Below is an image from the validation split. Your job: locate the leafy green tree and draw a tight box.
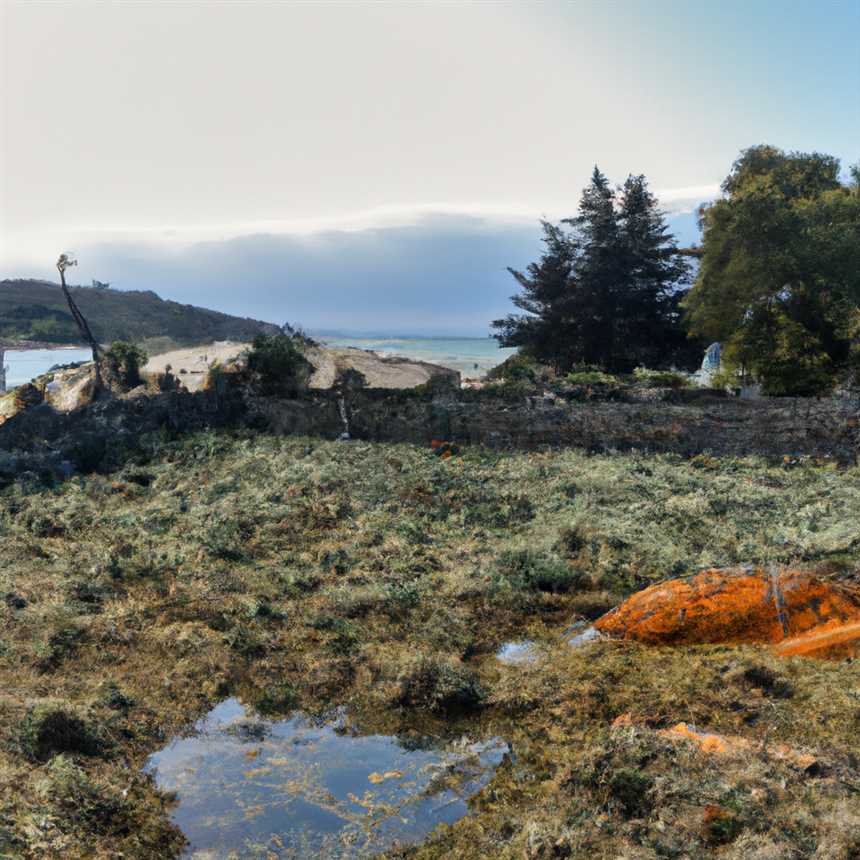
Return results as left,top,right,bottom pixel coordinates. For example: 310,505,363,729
683,146,860,395
492,168,694,373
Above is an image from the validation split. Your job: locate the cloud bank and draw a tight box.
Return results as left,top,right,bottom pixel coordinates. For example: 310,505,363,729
4,211,702,337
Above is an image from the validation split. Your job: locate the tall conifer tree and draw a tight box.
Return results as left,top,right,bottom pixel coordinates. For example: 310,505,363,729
493,168,694,373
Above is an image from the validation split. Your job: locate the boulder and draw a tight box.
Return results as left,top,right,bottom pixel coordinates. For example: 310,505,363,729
593,567,860,658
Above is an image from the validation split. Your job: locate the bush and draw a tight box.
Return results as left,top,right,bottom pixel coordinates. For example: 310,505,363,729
13,383,44,411
103,341,148,389
566,366,620,386
36,755,120,827
155,364,179,392
397,654,485,712
492,548,586,594
246,333,313,397
485,353,544,383
17,705,106,762
253,683,299,716
632,367,691,388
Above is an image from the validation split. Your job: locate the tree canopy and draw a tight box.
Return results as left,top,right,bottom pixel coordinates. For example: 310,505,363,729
683,145,860,395
492,168,697,374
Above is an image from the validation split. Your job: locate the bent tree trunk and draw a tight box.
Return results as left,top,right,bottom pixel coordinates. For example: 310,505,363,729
56,255,103,390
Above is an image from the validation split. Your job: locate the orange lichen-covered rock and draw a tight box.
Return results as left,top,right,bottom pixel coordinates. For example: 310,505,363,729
593,567,860,653
774,620,860,660
657,722,817,770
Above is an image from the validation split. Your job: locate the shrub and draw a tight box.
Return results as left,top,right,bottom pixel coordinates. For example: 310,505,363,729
17,705,106,762
334,367,368,393
632,367,691,389
608,768,654,817
13,382,44,411
36,755,121,828
103,341,148,389
396,655,485,712
485,353,544,383
155,365,179,392
203,517,249,561
36,623,86,670
566,366,620,386
492,548,586,594
253,683,299,717
246,333,313,397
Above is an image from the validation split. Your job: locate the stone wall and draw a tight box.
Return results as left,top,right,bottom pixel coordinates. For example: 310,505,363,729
0,386,857,483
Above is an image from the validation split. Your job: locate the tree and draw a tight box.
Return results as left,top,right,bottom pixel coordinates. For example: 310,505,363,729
612,174,697,369
246,333,313,397
492,168,694,373
490,220,578,371
683,146,860,395
56,254,103,389
103,341,148,390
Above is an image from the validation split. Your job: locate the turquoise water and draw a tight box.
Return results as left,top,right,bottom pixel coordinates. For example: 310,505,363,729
3,348,92,389
145,698,507,858
319,337,516,377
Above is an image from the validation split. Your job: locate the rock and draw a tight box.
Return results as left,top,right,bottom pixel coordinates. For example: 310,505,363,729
657,722,817,770
593,567,860,658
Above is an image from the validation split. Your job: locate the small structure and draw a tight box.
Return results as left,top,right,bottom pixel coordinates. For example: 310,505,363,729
694,342,721,386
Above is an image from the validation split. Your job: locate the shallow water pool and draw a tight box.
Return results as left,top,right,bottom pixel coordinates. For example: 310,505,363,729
495,640,537,664
145,699,508,858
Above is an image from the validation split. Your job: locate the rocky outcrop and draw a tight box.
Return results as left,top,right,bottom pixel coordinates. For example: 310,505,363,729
141,343,460,393
593,567,860,659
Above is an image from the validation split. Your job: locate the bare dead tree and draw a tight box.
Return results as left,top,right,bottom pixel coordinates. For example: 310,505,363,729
56,253,103,388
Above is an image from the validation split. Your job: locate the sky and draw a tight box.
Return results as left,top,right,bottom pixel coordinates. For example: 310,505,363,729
2,0,858,335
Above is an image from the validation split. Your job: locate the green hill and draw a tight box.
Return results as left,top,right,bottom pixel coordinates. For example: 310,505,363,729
0,279,280,347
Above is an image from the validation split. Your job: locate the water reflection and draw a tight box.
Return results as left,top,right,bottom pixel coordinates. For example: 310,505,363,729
145,699,507,858
495,640,537,664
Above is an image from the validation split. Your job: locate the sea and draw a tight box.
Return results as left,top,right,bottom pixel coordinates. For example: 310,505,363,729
319,336,516,376
2,347,93,390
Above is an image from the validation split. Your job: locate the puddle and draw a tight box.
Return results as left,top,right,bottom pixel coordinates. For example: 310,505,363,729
495,640,537,664
145,699,508,858
565,625,601,648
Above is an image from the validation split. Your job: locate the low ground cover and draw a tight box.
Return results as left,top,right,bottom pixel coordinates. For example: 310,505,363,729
0,433,858,857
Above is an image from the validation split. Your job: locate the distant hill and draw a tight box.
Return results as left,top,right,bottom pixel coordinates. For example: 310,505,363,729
0,279,280,347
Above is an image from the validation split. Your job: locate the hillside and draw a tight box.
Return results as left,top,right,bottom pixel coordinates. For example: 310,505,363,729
0,279,280,346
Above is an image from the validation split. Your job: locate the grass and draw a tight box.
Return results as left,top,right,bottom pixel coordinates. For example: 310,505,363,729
0,432,858,856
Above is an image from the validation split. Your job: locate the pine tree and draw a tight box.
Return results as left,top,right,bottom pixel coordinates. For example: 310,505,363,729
563,167,624,369
491,221,577,371
493,168,695,373
614,174,693,369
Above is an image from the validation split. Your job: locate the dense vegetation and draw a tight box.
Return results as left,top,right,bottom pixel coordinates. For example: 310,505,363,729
0,280,279,347
492,170,701,374
495,147,860,395
684,146,860,395
1,433,858,857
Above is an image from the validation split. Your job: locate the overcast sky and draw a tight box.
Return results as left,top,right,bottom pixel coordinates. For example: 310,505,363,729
2,0,858,334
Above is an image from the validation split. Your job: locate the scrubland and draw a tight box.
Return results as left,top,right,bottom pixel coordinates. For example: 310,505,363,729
1,432,859,857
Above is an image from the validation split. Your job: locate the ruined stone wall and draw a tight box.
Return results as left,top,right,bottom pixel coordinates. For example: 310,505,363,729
0,387,857,483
